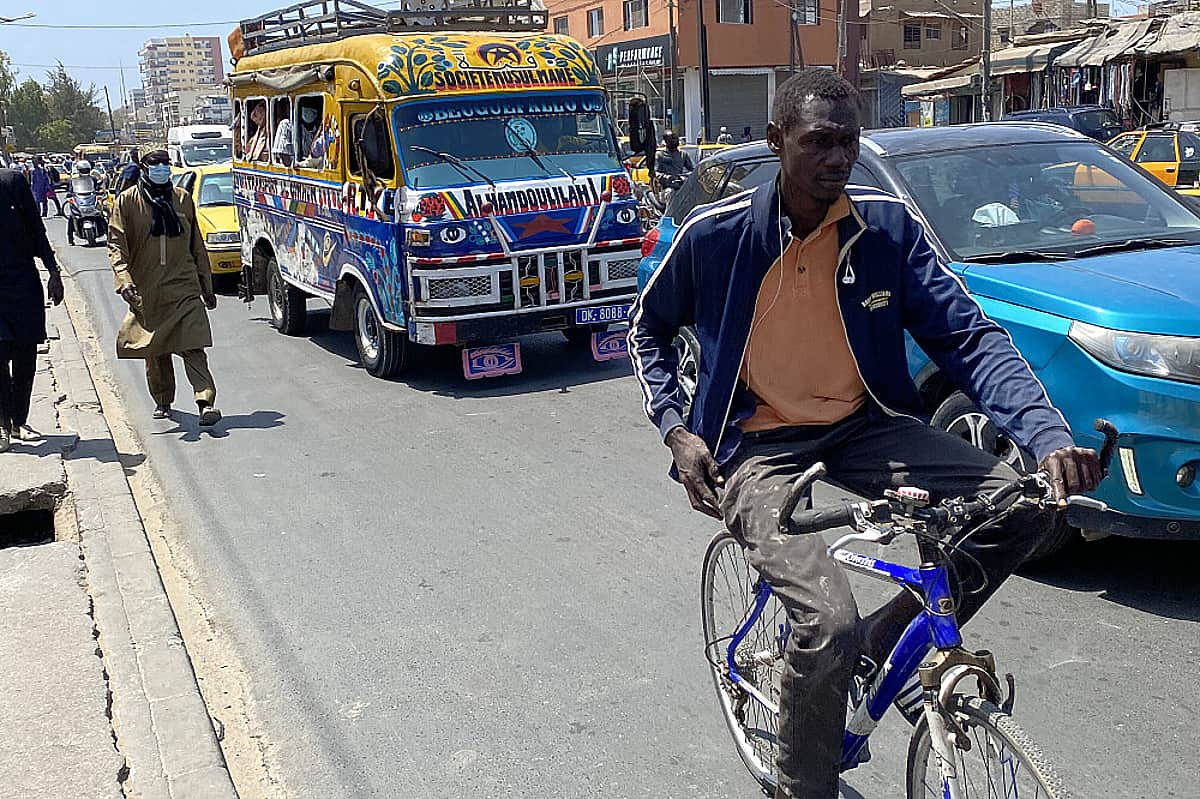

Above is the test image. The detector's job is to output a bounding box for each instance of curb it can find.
[47,262,239,799]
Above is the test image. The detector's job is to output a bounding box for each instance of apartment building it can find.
[860,0,986,69]
[139,36,225,126]
[545,0,842,143]
[159,86,231,129]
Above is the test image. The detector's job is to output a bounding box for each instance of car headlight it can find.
[206,231,240,245]
[1069,321,1200,384]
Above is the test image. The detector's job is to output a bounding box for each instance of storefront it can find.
[594,34,677,134]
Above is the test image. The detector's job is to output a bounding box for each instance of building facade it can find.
[544,0,841,143]
[994,0,1110,45]
[138,36,225,127]
[860,0,986,69]
[159,86,232,128]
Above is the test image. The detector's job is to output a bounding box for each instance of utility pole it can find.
[697,0,711,142]
[103,86,118,143]
[118,59,129,141]
[667,0,676,128]
[789,3,795,75]
[980,0,992,121]
[836,0,846,75]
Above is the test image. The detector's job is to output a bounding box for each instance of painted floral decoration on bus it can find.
[377,33,601,97]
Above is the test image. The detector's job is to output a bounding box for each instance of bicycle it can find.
[700,419,1119,798]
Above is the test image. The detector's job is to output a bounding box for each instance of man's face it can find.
[767,96,860,204]
[251,105,265,126]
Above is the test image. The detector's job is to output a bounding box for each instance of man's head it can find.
[662,130,680,151]
[766,68,862,204]
[34,156,43,167]
[250,103,266,126]
[141,150,170,168]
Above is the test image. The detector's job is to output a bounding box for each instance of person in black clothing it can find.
[45,162,65,216]
[654,130,694,178]
[0,167,64,452]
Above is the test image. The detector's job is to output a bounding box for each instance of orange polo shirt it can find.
[739,194,866,432]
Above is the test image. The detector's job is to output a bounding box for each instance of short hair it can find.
[772,68,861,131]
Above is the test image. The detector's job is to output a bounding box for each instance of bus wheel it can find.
[353,283,408,378]
[267,257,307,335]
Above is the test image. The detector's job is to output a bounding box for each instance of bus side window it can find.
[296,95,327,171]
[272,97,294,168]
[348,113,395,181]
[232,100,243,159]
[246,99,269,163]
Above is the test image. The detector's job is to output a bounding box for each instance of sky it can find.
[0,0,1144,118]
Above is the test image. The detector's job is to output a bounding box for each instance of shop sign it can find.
[595,34,671,76]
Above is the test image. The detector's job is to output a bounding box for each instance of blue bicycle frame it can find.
[724,548,961,771]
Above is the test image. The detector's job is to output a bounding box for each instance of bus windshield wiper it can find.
[504,123,552,177]
[964,250,1074,264]
[1072,237,1190,257]
[409,145,494,188]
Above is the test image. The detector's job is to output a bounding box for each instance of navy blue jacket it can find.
[629,179,1075,468]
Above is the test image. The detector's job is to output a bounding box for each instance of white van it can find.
[167,124,233,168]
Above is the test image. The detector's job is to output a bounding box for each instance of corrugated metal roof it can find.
[1139,11,1200,57]
[1055,19,1156,67]
[901,67,978,96]
[900,10,982,19]
[989,40,1083,76]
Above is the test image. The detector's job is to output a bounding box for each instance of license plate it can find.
[591,330,628,362]
[575,304,631,326]
[462,343,522,380]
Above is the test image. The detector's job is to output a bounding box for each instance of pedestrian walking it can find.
[30,157,55,218]
[0,167,65,452]
[716,126,733,144]
[44,162,65,216]
[108,150,222,426]
[740,126,753,143]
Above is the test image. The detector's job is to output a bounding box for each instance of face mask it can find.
[301,108,319,125]
[147,164,172,185]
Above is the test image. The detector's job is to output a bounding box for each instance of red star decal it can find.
[512,213,571,239]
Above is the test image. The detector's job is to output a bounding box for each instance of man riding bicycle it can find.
[628,69,1102,799]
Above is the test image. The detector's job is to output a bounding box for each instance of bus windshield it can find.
[182,141,232,166]
[394,91,621,189]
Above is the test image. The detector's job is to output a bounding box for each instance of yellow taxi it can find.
[171,164,241,276]
[624,143,732,185]
[1106,126,1200,190]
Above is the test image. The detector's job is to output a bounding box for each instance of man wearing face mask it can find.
[108,150,222,426]
[297,104,326,168]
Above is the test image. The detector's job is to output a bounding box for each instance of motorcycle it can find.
[65,176,109,247]
[638,171,688,231]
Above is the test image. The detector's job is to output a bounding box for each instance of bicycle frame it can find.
[723,548,961,772]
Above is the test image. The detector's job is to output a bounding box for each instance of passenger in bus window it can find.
[246,101,269,163]
[297,98,325,170]
[272,98,294,168]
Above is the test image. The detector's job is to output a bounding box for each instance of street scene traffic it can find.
[1,0,1198,798]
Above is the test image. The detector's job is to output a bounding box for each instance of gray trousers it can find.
[719,409,1053,799]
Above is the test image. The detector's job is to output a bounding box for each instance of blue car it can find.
[637,124,1200,554]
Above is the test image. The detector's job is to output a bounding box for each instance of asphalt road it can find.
[51,221,1197,799]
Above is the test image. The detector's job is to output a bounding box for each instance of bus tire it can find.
[267,258,307,335]
[353,283,408,378]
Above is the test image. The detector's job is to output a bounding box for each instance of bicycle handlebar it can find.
[782,418,1120,538]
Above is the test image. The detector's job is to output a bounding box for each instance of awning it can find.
[988,40,1083,76]
[1140,11,1200,57]
[901,10,982,19]
[1055,20,1155,67]
[901,71,979,97]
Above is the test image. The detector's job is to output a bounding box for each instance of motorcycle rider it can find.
[654,131,694,191]
[65,160,101,246]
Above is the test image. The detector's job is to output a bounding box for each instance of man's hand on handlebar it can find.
[1039,446,1103,509]
[667,427,725,519]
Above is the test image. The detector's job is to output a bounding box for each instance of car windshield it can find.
[197,173,233,207]
[1073,109,1120,131]
[890,141,1200,261]
[182,141,232,166]
[394,91,621,188]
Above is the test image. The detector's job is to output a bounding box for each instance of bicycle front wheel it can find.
[700,532,784,793]
[906,696,1070,799]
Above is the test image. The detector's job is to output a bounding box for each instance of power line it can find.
[13,63,137,71]
[6,20,237,29]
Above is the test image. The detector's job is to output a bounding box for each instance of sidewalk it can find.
[0,263,238,799]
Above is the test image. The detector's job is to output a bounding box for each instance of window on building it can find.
[795,0,818,24]
[587,7,604,37]
[718,0,752,24]
[623,0,648,29]
[296,95,328,171]
[998,26,1010,43]
[903,23,921,49]
[553,15,569,34]
[952,24,969,49]
[347,112,395,181]
[925,22,941,40]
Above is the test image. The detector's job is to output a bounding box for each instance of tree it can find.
[44,64,104,147]
[36,119,76,152]
[0,50,15,104]
[9,78,48,149]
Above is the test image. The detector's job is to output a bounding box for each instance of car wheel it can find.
[352,283,408,378]
[930,391,1078,560]
[267,258,307,335]
[674,326,700,424]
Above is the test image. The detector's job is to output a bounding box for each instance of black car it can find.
[1001,105,1124,141]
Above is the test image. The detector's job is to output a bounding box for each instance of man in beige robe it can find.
[108,150,222,425]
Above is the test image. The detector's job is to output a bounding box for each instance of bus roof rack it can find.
[237,0,548,57]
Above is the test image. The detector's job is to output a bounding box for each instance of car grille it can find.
[606,258,640,281]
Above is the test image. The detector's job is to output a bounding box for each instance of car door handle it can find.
[1166,167,1177,173]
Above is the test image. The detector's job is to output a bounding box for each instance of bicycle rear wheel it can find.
[700,532,785,793]
[906,696,1069,799]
